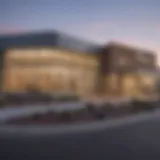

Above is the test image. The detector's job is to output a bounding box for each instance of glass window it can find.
[122,75,136,96]
[108,74,118,90]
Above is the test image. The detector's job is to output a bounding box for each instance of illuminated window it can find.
[141,76,154,86]
[122,76,136,96]
[108,74,118,90]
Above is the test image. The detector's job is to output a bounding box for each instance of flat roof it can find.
[107,42,156,55]
[0,30,101,54]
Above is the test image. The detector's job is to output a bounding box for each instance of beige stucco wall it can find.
[3,47,99,97]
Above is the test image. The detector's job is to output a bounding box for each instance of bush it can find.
[86,103,96,114]
[101,103,115,111]
[143,102,155,111]
[53,93,79,102]
[95,112,106,120]
[32,113,42,120]
[0,99,5,107]
[59,112,73,122]
[75,108,87,116]
[131,99,155,112]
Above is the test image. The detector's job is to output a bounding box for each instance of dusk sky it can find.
[1,0,160,63]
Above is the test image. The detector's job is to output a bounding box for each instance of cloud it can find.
[0,24,25,34]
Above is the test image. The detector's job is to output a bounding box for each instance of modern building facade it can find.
[98,42,158,98]
[0,31,100,98]
[0,31,158,99]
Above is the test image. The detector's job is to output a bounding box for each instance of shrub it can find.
[0,99,5,108]
[75,108,87,116]
[131,99,155,112]
[32,113,42,120]
[86,103,96,114]
[101,103,114,112]
[59,111,73,122]
[143,102,155,111]
[130,100,141,111]
[95,112,106,120]
[52,93,79,102]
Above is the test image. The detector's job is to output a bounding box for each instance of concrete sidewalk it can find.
[0,108,160,136]
[0,101,86,122]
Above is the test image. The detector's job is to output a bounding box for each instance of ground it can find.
[1,110,160,160]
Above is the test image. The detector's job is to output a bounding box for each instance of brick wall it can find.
[97,43,157,98]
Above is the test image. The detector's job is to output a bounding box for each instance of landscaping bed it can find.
[5,99,159,125]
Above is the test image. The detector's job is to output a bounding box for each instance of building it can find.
[0,31,100,98]
[0,31,158,99]
[98,42,158,98]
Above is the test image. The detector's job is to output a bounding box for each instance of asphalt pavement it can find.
[1,110,160,160]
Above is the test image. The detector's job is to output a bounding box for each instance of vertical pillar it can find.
[136,74,142,98]
[0,49,5,93]
[117,73,123,97]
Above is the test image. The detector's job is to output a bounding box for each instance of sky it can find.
[0,0,160,63]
